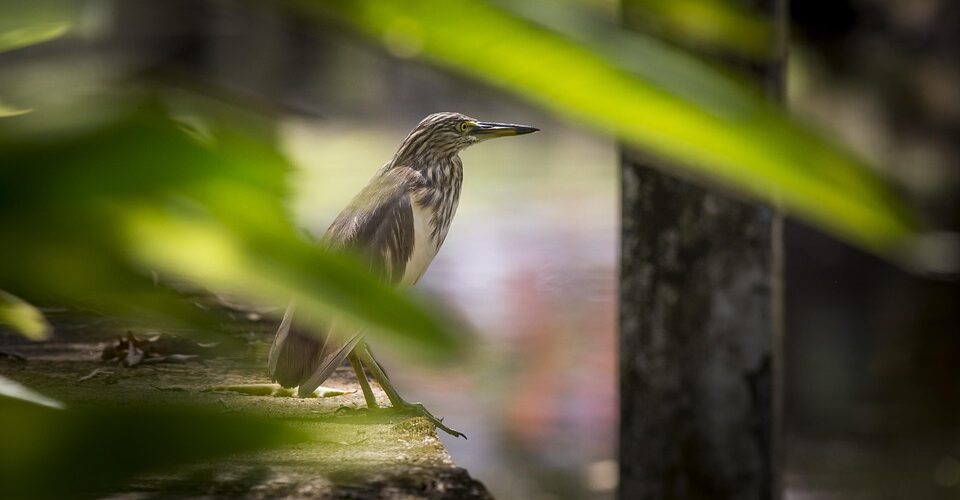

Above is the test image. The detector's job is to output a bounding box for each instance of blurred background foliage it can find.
[0,0,958,499]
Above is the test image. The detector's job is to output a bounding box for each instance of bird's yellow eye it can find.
[458,121,474,133]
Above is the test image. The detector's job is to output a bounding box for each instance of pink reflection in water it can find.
[392,209,617,499]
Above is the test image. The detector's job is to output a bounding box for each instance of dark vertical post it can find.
[618,2,786,499]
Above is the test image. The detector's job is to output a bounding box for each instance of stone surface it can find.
[0,311,491,500]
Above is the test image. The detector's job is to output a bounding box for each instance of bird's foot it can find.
[392,401,466,439]
[334,403,464,438]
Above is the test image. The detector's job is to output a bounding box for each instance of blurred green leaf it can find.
[0,2,73,122]
[0,376,64,410]
[0,105,462,360]
[299,0,918,258]
[624,0,774,57]
[0,290,51,340]
[0,397,304,499]
[0,101,32,118]
[119,193,463,361]
[0,21,70,53]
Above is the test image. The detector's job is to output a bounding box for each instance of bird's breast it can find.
[401,191,455,287]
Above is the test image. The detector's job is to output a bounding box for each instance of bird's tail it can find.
[268,302,363,397]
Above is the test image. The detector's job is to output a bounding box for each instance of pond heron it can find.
[268,112,538,437]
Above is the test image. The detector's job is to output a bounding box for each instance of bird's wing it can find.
[324,165,427,284]
[269,166,426,394]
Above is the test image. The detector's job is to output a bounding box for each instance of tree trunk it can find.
[618,2,786,499]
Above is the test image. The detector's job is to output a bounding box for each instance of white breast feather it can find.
[401,200,440,287]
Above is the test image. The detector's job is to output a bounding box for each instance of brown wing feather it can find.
[324,166,425,284]
[268,167,425,391]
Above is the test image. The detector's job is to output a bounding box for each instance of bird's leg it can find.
[348,350,379,409]
[355,342,465,439]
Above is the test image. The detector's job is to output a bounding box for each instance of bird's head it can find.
[396,112,538,162]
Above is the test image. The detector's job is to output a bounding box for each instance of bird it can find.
[268,112,538,437]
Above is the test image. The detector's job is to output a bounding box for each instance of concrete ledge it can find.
[1,325,491,500]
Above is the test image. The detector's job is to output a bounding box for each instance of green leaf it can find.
[0,290,51,340]
[118,197,462,361]
[299,0,919,259]
[0,397,304,499]
[0,107,461,360]
[0,21,70,53]
[0,100,32,118]
[0,375,64,410]
[624,0,775,57]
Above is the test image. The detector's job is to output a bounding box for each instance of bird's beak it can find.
[470,121,539,138]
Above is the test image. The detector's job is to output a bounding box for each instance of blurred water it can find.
[284,120,618,500]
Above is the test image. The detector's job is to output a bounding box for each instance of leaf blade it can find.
[305,0,919,257]
[0,21,70,53]
[0,376,64,410]
[0,290,51,341]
